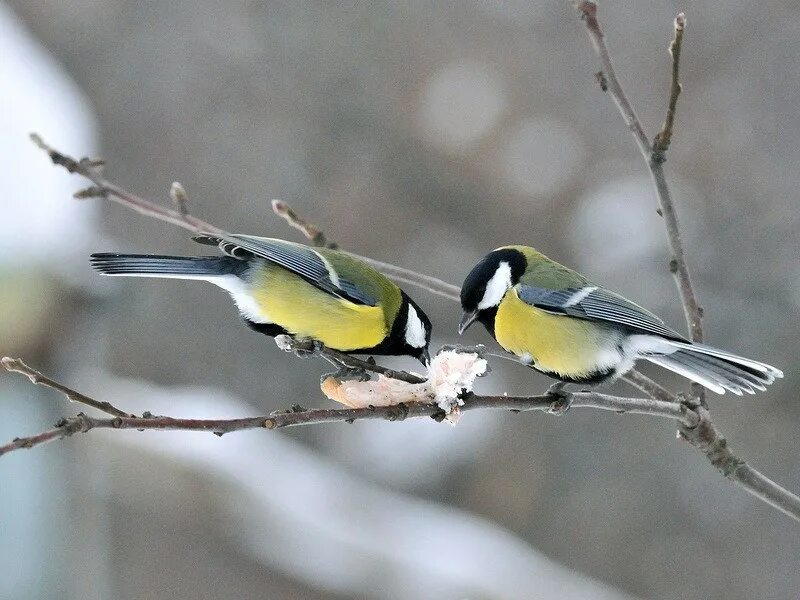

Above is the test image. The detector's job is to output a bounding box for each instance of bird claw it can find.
[274,335,318,358]
[322,365,371,383]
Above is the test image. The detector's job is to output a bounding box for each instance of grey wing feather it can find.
[194,233,377,306]
[515,286,578,308]
[517,284,687,341]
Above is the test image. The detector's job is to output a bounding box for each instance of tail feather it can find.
[671,351,761,395]
[644,355,727,395]
[644,340,782,395]
[679,351,767,391]
[668,341,783,379]
[90,253,241,279]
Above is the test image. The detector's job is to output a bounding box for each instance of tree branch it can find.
[568,3,800,522]
[6,355,799,523]
[30,133,460,302]
[0,356,684,456]
[270,199,461,301]
[274,336,428,384]
[29,133,223,236]
[1,357,133,418]
[271,199,336,249]
[570,1,651,156]
[652,13,686,160]
[678,403,800,522]
[570,4,703,349]
[622,370,676,404]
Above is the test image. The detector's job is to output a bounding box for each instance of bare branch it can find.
[7,355,800,522]
[569,1,651,155]
[271,198,461,301]
[567,4,800,521]
[271,199,336,249]
[30,134,461,302]
[623,370,677,404]
[169,181,190,219]
[679,404,800,523]
[569,4,704,396]
[0,358,687,458]
[345,253,461,302]
[274,336,427,384]
[10,353,800,525]
[30,133,222,235]
[2,357,133,418]
[652,13,686,161]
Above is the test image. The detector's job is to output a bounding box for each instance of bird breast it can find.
[494,288,625,378]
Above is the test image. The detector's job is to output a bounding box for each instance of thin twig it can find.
[321,350,427,384]
[30,133,461,302]
[567,3,800,522]
[30,133,222,235]
[2,357,134,418]
[274,336,428,384]
[652,13,686,161]
[623,370,677,404]
[570,2,651,156]
[170,181,190,219]
[651,13,704,351]
[270,199,461,301]
[271,199,336,249]
[345,253,461,302]
[569,3,704,384]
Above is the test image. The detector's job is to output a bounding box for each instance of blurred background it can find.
[1,1,799,598]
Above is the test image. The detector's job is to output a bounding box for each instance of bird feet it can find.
[274,334,319,358]
[321,364,371,383]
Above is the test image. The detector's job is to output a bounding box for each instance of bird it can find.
[458,246,783,395]
[90,233,432,364]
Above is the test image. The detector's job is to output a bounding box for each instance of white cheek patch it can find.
[478,261,512,309]
[404,304,427,348]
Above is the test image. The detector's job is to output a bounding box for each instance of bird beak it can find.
[419,347,430,367]
[458,310,479,335]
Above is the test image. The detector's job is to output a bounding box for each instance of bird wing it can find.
[516,284,688,342]
[194,234,378,306]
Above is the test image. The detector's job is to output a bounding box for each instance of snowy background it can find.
[1,1,799,599]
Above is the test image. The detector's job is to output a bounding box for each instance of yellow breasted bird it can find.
[458,246,782,394]
[91,234,432,363]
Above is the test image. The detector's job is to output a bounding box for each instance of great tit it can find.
[458,246,783,394]
[91,233,432,363]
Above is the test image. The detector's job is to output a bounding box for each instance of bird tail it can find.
[644,341,783,395]
[90,253,242,280]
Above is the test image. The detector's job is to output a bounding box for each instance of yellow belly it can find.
[494,288,613,378]
[250,265,388,351]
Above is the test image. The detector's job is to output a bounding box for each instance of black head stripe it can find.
[362,293,431,360]
[460,248,526,311]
